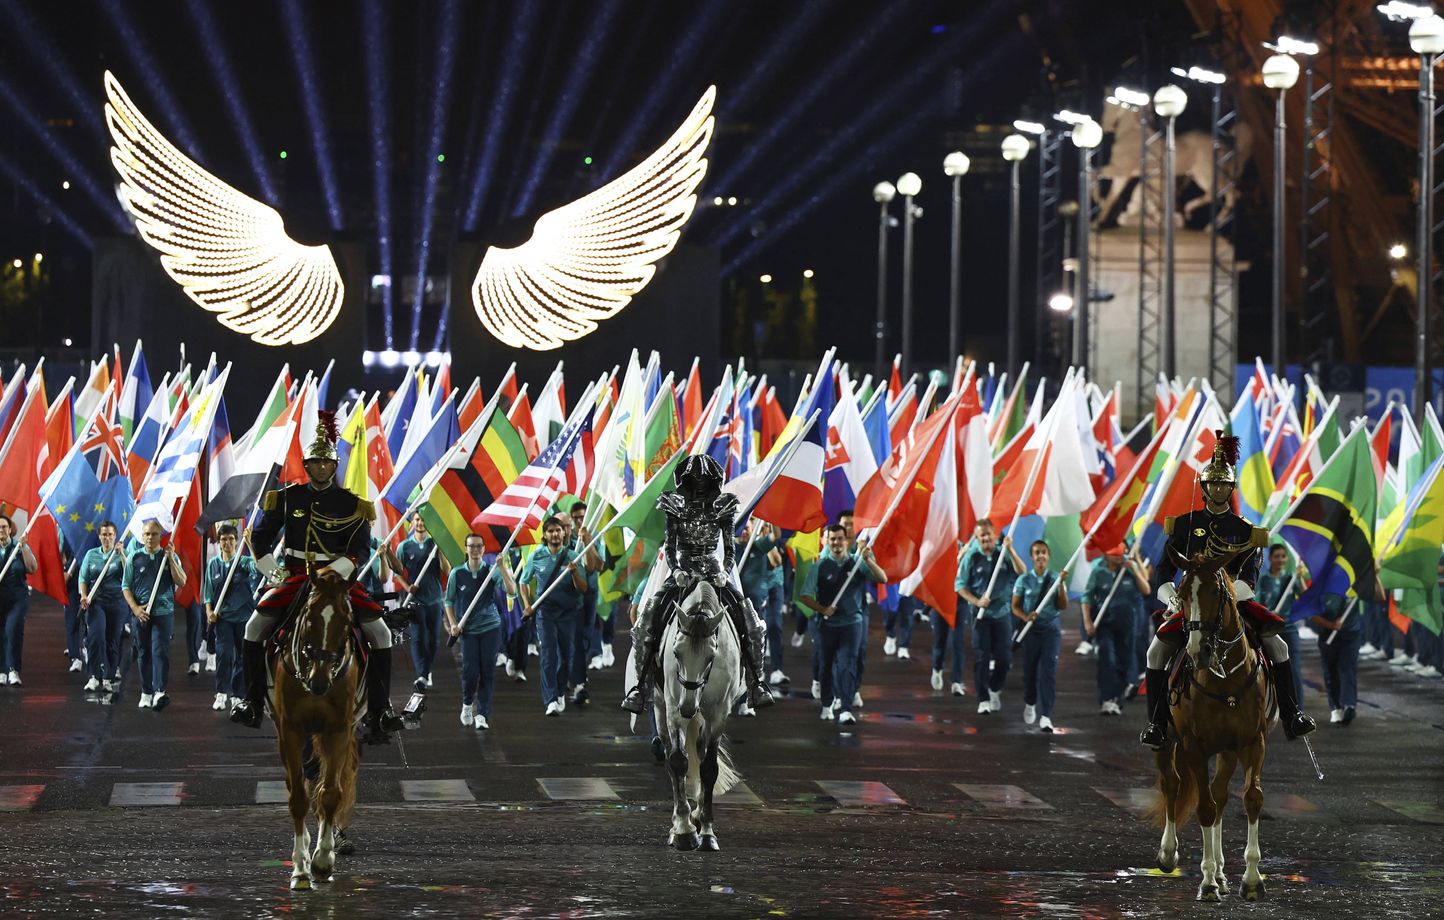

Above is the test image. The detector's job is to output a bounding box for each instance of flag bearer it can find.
[1253,544,1305,705]
[800,525,886,726]
[0,515,37,686]
[521,515,589,716]
[204,524,260,711]
[78,521,127,692]
[1012,540,1069,732]
[446,533,516,730]
[122,520,187,710]
[1081,545,1150,715]
[392,513,449,690]
[1311,580,1375,725]
[956,520,1026,715]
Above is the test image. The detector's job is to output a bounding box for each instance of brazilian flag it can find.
[1378,452,1444,635]
[1278,426,1377,622]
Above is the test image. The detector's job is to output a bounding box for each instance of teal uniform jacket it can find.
[1083,559,1145,619]
[956,548,1015,621]
[1253,571,1300,620]
[520,545,585,614]
[1013,569,1066,625]
[204,554,260,623]
[802,549,881,628]
[1318,592,1361,636]
[79,546,126,606]
[445,560,502,636]
[0,541,28,598]
[738,535,777,600]
[360,536,387,596]
[397,537,443,605]
[123,547,177,616]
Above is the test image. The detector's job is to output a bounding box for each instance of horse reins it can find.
[1181,568,1262,710]
[285,582,356,695]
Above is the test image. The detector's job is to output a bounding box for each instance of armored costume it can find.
[622,455,773,713]
[1139,432,1316,749]
[229,413,405,740]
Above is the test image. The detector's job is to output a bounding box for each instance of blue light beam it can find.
[461,2,542,233]
[97,0,209,162]
[280,0,344,231]
[362,0,395,347]
[723,1,836,118]
[0,0,110,150]
[413,0,464,352]
[0,149,94,248]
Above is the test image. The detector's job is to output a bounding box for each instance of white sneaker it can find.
[0,672,8,685]
[791,632,805,648]
[601,646,615,667]
[103,680,116,693]
[736,702,756,717]
[930,669,944,691]
[951,682,966,697]
[1099,701,1112,715]
[544,701,561,716]
[883,637,897,655]
[768,669,789,685]
[838,710,856,725]
[460,703,475,726]
[425,673,434,689]
[1038,716,1054,733]
[1422,665,1443,678]
[989,690,1002,713]
[1407,662,1430,675]
[587,655,604,671]
[205,657,218,672]
[496,652,509,668]
[69,658,83,673]
[84,676,101,691]
[197,646,208,663]
[820,702,835,721]
[1359,643,1378,657]
[852,691,864,708]
[896,647,911,660]
[1389,652,1414,668]
[474,713,489,730]
[187,662,201,675]
[811,679,822,700]
[139,693,154,709]
[557,696,566,713]
[977,701,992,715]
[6,670,19,686]
[1105,700,1123,716]
[1075,641,1094,656]
[1023,703,1037,725]
[1298,625,1317,640]
[1329,708,1344,723]
[527,643,539,657]
[212,692,227,711]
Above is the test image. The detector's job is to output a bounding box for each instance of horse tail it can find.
[1170,748,1199,827]
[1143,745,1171,828]
[713,737,741,796]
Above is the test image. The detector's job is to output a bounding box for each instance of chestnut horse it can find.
[1148,547,1275,903]
[270,571,362,891]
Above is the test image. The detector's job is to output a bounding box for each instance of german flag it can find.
[419,406,530,563]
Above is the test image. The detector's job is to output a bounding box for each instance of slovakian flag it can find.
[823,370,876,525]
[475,403,595,538]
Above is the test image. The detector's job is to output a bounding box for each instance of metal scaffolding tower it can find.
[1299,54,1336,370]
[1036,129,1065,371]
[1135,113,1165,420]
[1208,82,1240,396]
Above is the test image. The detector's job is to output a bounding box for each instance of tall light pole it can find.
[872,180,896,379]
[1153,84,1188,379]
[896,171,922,377]
[1262,53,1300,378]
[1070,118,1102,372]
[944,151,971,364]
[1001,134,1031,379]
[1410,14,1444,421]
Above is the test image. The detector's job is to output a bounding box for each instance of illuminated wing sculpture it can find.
[104,71,343,346]
[473,86,715,350]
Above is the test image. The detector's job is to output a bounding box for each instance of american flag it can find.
[475,405,595,534]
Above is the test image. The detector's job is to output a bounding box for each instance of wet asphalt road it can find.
[1,599,1442,918]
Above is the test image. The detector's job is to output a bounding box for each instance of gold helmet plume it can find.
[1198,429,1239,485]
[305,409,340,462]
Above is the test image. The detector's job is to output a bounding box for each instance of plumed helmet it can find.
[305,410,340,462]
[1199,429,1239,485]
[674,454,724,493]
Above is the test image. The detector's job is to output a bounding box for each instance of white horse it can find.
[1096,98,1252,231]
[629,579,743,851]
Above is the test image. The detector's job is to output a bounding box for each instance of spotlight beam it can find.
[412,0,464,352]
[97,0,209,162]
[362,0,395,347]
[461,2,542,232]
[0,149,94,248]
[706,1,916,197]
[181,0,280,203]
[712,14,1015,251]
[724,0,836,117]
[511,0,624,218]
[279,0,344,231]
[0,71,129,233]
[0,0,110,149]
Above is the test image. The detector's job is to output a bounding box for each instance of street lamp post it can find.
[944,151,971,365]
[1262,53,1301,379]
[872,181,896,380]
[1153,85,1188,378]
[1411,14,1444,421]
[896,171,922,377]
[1070,119,1103,372]
[1001,134,1031,380]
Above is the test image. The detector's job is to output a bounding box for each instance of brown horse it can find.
[270,570,361,890]
[1148,547,1275,903]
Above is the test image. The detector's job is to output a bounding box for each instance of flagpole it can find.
[80,548,121,606]
[1013,567,1069,645]
[1083,559,1131,630]
[397,544,441,611]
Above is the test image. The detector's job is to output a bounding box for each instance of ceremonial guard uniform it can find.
[1139,433,1317,749]
[229,414,403,739]
[622,455,773,714]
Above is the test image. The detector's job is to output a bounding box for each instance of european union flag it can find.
[41,449,137,559]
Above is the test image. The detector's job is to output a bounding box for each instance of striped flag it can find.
[129,369,228,539]
[475,404,595,538]
[419,404,531,559]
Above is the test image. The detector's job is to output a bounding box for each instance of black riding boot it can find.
[1270,656,1316,740]
[228,639,267,728]
[622,600,663,714]
[363,647,405,743]
[1138,667,1170,750]
[740,606,774,709]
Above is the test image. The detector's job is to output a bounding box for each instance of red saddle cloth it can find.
[1154,599,1284,636]
[257,566,382,617]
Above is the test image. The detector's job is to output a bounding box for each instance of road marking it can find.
[401,779,475,802]
[1092,786,1154,816]
[953,783,1053,810]
[716,782,763,806]
[0,785,44,810]
[256,781,288,804]
[110,782,184,806]
[1374,799,1444,824]
[815,780,906,806]
[537,777,620,800]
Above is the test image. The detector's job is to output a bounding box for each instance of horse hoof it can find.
[1157,850,1178,873]
[313,867,333,883]
[1215,876,1229,895]
[1196,883,1220,902]
[674,832,701,851]
[1242,880,1266,902]
[700,835,720,852]
[290,876,311,891]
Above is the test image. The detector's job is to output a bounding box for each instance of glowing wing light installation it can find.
[473,85,716,351]
[104,71,344,346]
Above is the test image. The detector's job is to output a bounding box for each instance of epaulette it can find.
[1163,515,1177,536]
[357,496,377,523]
[261,489,281,512]
[1249,526,1268,548]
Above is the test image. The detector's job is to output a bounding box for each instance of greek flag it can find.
[128,369,228,539]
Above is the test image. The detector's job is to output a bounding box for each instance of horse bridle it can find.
[285,582,355,695]
[1182,567,1260,709]
[672,599,723,693]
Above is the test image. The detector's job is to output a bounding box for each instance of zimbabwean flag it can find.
[1277,426,1377,622]
[419,405,530,564]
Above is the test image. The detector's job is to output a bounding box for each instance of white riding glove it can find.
[1232,579,1254,602]
[255,553,281,582]
[1157,581,1181,613]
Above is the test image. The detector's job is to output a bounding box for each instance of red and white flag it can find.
[475,405,595,539]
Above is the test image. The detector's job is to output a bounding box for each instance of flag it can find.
[823,370,876,524]
[381,369,420,462]
[420,403,532,560]
[509,388,539,460]
[533,363,568,447]
[126,372,173,495]
[1081,420,1169,554]
[382,393,459,518]
[129,370,228,539]
[1278,426,1378,621]
[40,429,136,564]
[44,378,75,471]
[0,384,67,603]
[1378,452,1444,635]
[198,378,297,533]
[475,405,595,538]
[72,360,111,439]
[899,411,960,622]
[749,366,827,532]
[989,379,1096,529]
[953,380,992,538]
[681,358,704,439]
[118,341,153,442]
[1232,392,1273,524]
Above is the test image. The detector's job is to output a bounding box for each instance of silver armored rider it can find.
[622,455,774,714]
